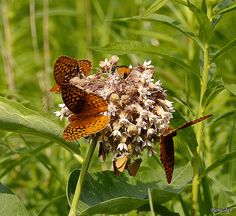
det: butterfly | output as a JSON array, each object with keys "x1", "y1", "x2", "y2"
[
  {"x1": 111, "y1": 66, "x2": 132, "y2": 79},
  {"x1": 113, "y1": 154, "x2": 142, "y2": 176},
  {"x1": 61, "y1": 83, "x2": 110, "y2": 141},
  {"x1": 160, "y1": 114, "x2": 212, "y2": 184},
  {"x1": 50, "y1": 56, "x2": 92, "y2": 93}
]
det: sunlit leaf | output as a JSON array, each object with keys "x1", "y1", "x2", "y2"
[
  {"x1": 143, "y1": 0, "x2": 169, "y2": 16},
  {"x1": 186, "y1": 1, "x2": 211, "y2": 41}
]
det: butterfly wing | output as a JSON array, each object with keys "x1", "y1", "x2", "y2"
[
  {"x1": 61, "y1": 84, "x2": 108, "y2": 115},
  {"x1": 113, "y1": 154, "x2": 130, "y2": 176},
  {"x1": 54, "y1": 56, "x2": 80, "y2": 85},
  {"x1": 83, "y1": 92, "x2": 108, "y2": 115},
  {"x1": 160, "y1": 133, "x2": 175, "y2": 184},
  {"x1": 63, "y1": 114, "x2": 110, "y2": 141},
  {"x1": 78, "y1": 60, "x2": 92, "y2": 76},
  {"x1": 61, "y1": 84, "x2": 86, "y2": 114},
  {"x1": 127, "y1": 158, "x2": 142, "y2": 176}
]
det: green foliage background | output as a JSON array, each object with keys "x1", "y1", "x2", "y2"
[{"x1": 0, "y1": 0, "x2": 236, "y2": 215}]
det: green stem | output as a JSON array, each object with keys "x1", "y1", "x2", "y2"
[
  {"x1": 192, "y1": 41, "x2": 210, "y2": 216},
  {"x1": 68, "y1": 140, "x2": 97, "y2": 216}
]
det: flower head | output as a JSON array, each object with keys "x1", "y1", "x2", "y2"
[{"x1": 54, "y1": 55, "x2": 175, "y2": 176}]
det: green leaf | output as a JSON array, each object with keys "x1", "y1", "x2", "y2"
[
  {"x1": 0, "y1": 96, "x2": 80, "y2": 154},
  {"x1": 202, "y1": 150, "x2": 236, "y2": 176},
  {"x1": 0, "y1": 183, "x2": 29, "y2": 216},
  {"x1": 201, "y1": 176, "x2": 213, "y2": 215},
  {"x1": 224, "y1": 82, "x2": 236, "y2": 96},
  {"x1": 143, "y1": 0, "x2": 169, "y2": 16},
  {"x1": 202, "y1": 78, "x2": 225, "y2": 108},
  {"x1": 120, "y1": 14, "x2": 204, "y2": 49},
  {"x1": 186, "y1": 1, "x2": 211, "y2": 41},
  {"x1": 211, "y1": 39, "x2": 236, "y2": 62},
  {"x1": 208, "y1": 110, "x2": 236, "y2": 126},
  {"x1": 93, "y1": 40, "x2": 200, "y2": 78},
  {"x1": 215, "y1": 2, "x2": 236, "y2": 16},
  {"x1": 0, "y1": 142, "x2": 51, "y2": 178},
  {"x1": 67, "y1": 165, "x2": 191, "y2": 215}
]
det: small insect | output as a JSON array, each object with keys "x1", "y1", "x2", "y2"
[
  {"x1": 61, "y1": 83, "x2": 110, "y2": 141},
  {"x1": 49, "y1": 56, "x2": 92, "y2": 93},
  {"x1": 113, "y1": 154, "x2": 142, "y2": 176},
  {"x1": 111, "y1": 66, "x2": 132, "y2": 79},
  {"x1": 160, "y1": 114, "x2": 212, "y2": 184}
]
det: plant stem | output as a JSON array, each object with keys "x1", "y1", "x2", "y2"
[
  {"x1": 68, "y1": 140, "x2": 97, "y2": 216},
  {"x1": 192, "y1": 41, "x2": 210, "y2": 216}
]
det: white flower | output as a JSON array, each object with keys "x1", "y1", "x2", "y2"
[
  {"x1": 54, "y1": 104, "x2": 71, "y2": 120},
  {"x1": 111, "y1": 129, "x2": 121, "y2": 138},
  {"x1": 143, "y1": 60, "x2": 154, "y2": 69},
  {"x1": 109, "y1": 55, "x2": 119, "y2": 65},
  {"x1": 117, "y1": 143, "x2": 128, "y2": 151}
]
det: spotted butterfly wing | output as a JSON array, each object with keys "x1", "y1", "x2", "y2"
[
  {"x1": 61, "y1": 84, "x2": 108, "y2": 115},
  {"x1": 64, "y1": 114, "x2": 110, "y2": 141},
  {"x1": 160, "y1": 114, "x2": 212, "y2": 184},
  {"x1": 50, "y1": 56, "x2": 92, "y2": 93}
]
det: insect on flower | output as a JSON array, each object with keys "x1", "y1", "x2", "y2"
[
  {"x1": 111, "y1": 65, "x2": 132, "y2": 79},
  {"x1": 52, "y1": 55, "x2": 212, "y2": 181},
  {"x1": 49, "y1": 56, "x2": 92, "y2": 93}
]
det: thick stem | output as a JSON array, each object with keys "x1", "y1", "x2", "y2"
[{"x1": 68, "y1": 140, "x2": 97, "y2": 216}]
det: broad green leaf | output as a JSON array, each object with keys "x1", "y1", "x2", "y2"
[
  {"x1": 119, "y1": 14, "x2": 204, "y2": 49},
  {"x1": 211, "y1": 39, "x2": 236, "y2": 62},
  {"x1": 224, "y1": 82, "x2": 236, "y2": 96},
  {"x1": 0, "y1": 183, "x2": 29, "y2": 216},
  {"x1": 202, "y1": 78, "x2": 225, "y2": 108},
  {"x1": 186, "y1": 1, "x2": 211, "y2": 41},
  {"x1": 0, "y1": 96, "x2": 80, "y2": 154},
  {"x1": 202, "y1": 150, "x2": 236, "y2": 176},
  {"x1": 93, "y1": 40, "x2": 200, "y2": 78},
  {"x1": 67, "y1": 164, "x2": 192, "y2": 215},
  {"x1": 143, "y1": 0, "x2": 169, "y2": 16}
]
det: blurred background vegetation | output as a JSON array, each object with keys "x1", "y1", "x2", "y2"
[{"x1": 0, "y1": 0, "x2": 235, "y2": 215}]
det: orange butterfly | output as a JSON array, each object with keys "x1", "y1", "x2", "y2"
[
  {"x1": 160, "y1": 114, "x2": 212, "y2": 184},
  {"x1": 112, "y1": 66, "x2": 132, "y2": 79},
  {"x1": 61, "y1": 84, "x2": 109, "y2": 141},
  {"x1": 50, "y1": 56, "x2": 92, "y2": 93}
]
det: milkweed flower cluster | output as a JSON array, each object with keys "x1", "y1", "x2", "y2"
[{"x1": 54, "y1": 56, "x2": 175, "y2": 174}]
